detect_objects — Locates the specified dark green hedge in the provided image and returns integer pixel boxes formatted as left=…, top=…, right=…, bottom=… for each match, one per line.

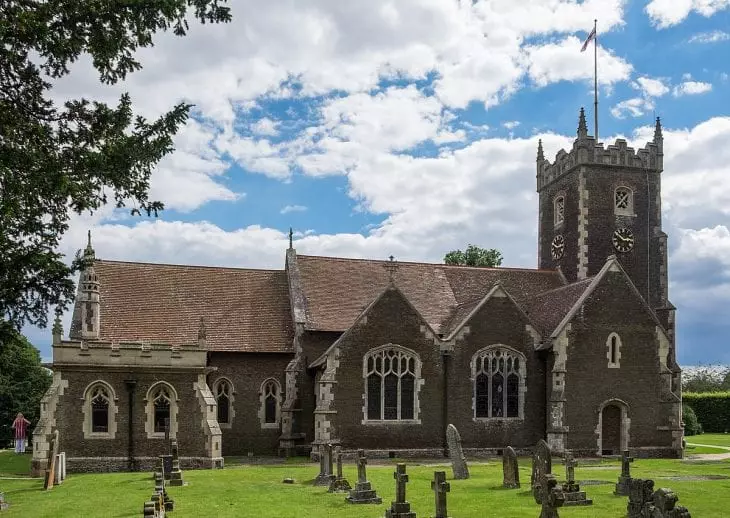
left=684, top=392, right=730, bottom=433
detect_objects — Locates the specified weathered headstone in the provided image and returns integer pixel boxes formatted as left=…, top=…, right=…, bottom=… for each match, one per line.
left=502, top=446, right=520, bottom=489
left=43, top=429, right=60, bottom=490
left=315, top=443, right=335, bottom=486
left=446, top=424, right=469, bottom=480
left=345, top=449, right=382, bottom=504
left=385, top=463, right=416, bottom=518
left=168, top=439, right=184, bottom=486
left=614, top=449, right=634, bottom=496
left=431, top=471, right=451, bottom=518
left=627, top=478, right=655, bottom=518
left=531, top=439, right=552, bottom=504
left=328, top=446, right=352, bottom=493
left=560, top=451, right=592, bottom=506
left=627, top=479, right=691, bottom=518
left=652, top=487, right=691, bottom=517
left=538, top=474, right=565, bottom=518
left=0, top=492, right=10, bottom=511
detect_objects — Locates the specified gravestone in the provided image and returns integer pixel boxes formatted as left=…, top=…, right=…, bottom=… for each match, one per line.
left=431, top=471, right=451, bottom=518
left=531, top=439, right=552, bottom=504
left=153, top=458, right=174, bottom=512
left=627, top=479, right=691, bottom=518
left=345, top=449, right=382, bottom=504
left=0, top=492, right=9, bottom=511
left=445, top=424, right=469, bottom=480
left=560, top=451, right=592, bottom=506
left=614, top=450, right=634, bottom=496
left=328, top=446, right=352, bottom=493
left=315, top=443, right=335, bottom=486
left=538, top=474, right=565, bottom=518
left=651, top=488, right=691, bottom=517
left=627, top=478, right=655, bottom=518
left=502, top=446, right=520, bottom=489
left=43, top=429, right=60, bottom=490
left=168, top=439, right=184, bottom=486
left=385, top=463, right=416, bottom=518
left=160, top=455, right=173, bottom=481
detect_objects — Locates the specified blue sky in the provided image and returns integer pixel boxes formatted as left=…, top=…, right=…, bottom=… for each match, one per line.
left=24, top=0, right=730, bottom=366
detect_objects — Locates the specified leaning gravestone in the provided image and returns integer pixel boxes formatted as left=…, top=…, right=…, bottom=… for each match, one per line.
left=502, top=446, right=520, bottom=489
left=538, top=474, right=565, bottom=518
left=560, top=451, right=592, bottom=506
left=385, top=463, right=416, bottom=518
left=614, top=450, right=634, bottom=496
left=531, top=439, right=552, bottom=504
left=345, top=449, right=382, bottom=504
left=43, top=429, right=60, bottom=491
left=446, top=424, right=469, bottom=480
left=328, top=446, right=352, bottom=493
left=431, top=471, right=451, bottom=518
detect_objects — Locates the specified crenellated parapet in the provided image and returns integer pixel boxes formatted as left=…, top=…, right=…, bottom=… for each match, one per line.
left=537, top=110, right=664, bottom=191
left=52, top=338, right=208, bottom=368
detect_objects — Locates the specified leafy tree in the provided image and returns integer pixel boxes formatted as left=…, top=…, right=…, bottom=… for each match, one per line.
left=681, top=403, right=702, bottom=436
left=0, top=1, right=232, bottom=334
left=444, top=245, right=503, bottom=267
left=682, top=365, right=729, bottom=393
left=0, top=323, right=52, bottom=446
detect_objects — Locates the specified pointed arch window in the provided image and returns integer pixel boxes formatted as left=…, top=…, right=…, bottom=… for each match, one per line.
left=82, top=381, right=118, bottom=439
left=363, top=346, right=422, bottom=423
left=145, top=382, right=178, bottom=439
left=259, top=379, right=282, bottom=429
left=607, top=333, right=622, bottom=368
left=554, top=196, right=565, bottom=226
left=213, top=378, right=235, bottom=428
left=614, top=187, right=634, bottom=216
left=472, top=346, right=526, bottom=419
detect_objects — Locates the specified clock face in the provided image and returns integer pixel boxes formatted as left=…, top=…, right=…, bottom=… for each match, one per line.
left=612, top=228, right=635, bottom=253
left=551, top=235, right=565, bottom=260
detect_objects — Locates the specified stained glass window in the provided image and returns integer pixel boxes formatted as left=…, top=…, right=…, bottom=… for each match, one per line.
left=473, top=347, right=524, bottom=418
left=91, top=387, right=109, bottom=433
left=365, top=347, right=419, bottom=421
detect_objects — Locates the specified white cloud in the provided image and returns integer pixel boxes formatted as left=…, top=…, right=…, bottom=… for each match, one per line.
left=646, top=0, right=730, bottom=29
left=280, top=205, right=307, bottom=214
left=688, top=30, right=730, bottom=43
left=634, top=76, right=670, bottom=97
left=252, top=117, right=280, bottom=136
left=611, top=97, right=653, bottom=119
left=673, top=81, right=713, bottom=96
left=503, top=121, right=521, bottom=130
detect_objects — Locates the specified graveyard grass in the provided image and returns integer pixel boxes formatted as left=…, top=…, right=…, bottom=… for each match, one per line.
left=2, top=451, right=730, bottom=517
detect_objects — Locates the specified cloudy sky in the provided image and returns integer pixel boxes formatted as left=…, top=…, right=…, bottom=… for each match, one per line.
left=24, top=0, right=730, bottom=365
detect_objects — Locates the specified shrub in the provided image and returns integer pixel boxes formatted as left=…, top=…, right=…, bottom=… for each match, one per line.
left=683, top=392, right=730, bottom=433
left=682, top=403, right=702, bottom=436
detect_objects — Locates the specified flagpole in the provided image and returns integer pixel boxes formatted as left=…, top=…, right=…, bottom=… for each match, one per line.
left=593, top=18, right=598, bottom=143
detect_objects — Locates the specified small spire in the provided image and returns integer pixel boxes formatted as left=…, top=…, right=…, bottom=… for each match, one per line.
left=383, top=255, right=399, bottom=284
left=577, top=107, right=588, bottom=139
left=52, top=314, right=63, bottom=345
left=654, top=116, right=663, bottom=141
left=288, top=227, right=293, bottom=250
left=84, top=229, right=95, bottom=260
left=537, top=139, right=544, bottom=161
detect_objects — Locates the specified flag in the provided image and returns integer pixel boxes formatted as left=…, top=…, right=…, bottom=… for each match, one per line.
left=580, top=26, right=596, bottom=52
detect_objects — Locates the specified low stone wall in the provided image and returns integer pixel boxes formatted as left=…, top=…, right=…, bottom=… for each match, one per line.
left=66, top=456, right=223, bottom=473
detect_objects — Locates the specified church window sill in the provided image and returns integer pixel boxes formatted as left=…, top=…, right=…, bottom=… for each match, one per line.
left=361, top=419, right=422, bottom=426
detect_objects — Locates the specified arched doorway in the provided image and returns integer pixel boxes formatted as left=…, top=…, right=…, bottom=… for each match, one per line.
left=601, top=404, right=622, bottom=455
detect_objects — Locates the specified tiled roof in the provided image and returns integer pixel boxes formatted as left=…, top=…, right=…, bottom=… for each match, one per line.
left=296, top=255, right=565, bottom=334
left=74, top=260, right=293, bottom=353
left=525, top=277, right=595, bottom=337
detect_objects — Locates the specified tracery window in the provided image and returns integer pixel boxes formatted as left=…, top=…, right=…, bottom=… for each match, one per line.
left=364, top=346, right=420, bottom=422
left=82, top=381, right=117, bottom=439
left=614, top=187, right=633, bottom=216
left=145, top=382, right=178, bottom=439
left=606, top=333, right=622, bottom=368
left=259, top=378, right=281, bottom=429
left=554, top=196, right=565, bottom=226
left=213, top=378, right=234, bottom=427
left=472, top=346, right=526, bottom=419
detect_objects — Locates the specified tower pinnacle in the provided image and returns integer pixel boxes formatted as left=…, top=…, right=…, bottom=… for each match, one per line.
left=537, top=139, right=544, bottom=161
left=577, top=107, right=588, bottom=139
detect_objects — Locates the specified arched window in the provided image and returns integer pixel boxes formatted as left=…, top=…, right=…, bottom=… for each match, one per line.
left=472, top=346, right=526, bottom=419
left=213, top=378, right=234, bottom=428
left=607, top=333, right=622, bottom=368
left=364, top=346, right=421, bottom=422
left=554, top=195, right=565, bottom=226
left=259, top=379, right=281, bottom=429
left=145, top=382, right=178, bottom=439
left=614, top=187, right=633, bottom=216
left=82, top=381, right=117, bottom=439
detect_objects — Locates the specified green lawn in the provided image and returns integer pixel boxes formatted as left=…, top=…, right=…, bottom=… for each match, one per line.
left=1, top=451, right=729, bottom=517
left=686, top=433, right=730, bottom=449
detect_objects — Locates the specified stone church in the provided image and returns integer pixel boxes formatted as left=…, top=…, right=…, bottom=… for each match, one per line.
left=32, top=109, right=683, bottom=474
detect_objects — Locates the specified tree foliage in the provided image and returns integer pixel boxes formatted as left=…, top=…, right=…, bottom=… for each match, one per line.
left=0, top=1, right=231, bottom=332
left=0, top=323, right=52, bottom=446
left=682, top=365, right=730, bottom=393
left=444, top=245, right=503, bottom=268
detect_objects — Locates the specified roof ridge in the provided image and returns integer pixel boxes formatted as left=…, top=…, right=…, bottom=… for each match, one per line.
left=95, top=258, right=285, bottom=273
left=297, top=254, right=559, bottom=274
left=534, top=276, right=595, bottom=297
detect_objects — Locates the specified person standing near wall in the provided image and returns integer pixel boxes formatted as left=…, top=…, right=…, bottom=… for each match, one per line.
left=11, top=413, right=31, bottom=454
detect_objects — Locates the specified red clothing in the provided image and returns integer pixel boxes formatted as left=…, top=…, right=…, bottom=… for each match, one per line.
left=12, top=416, right=30, bottom=440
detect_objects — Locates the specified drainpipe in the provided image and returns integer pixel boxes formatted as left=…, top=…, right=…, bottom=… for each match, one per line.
left=124, top=379, right=137, bottom=471
left=442, top=352, right=449, bottom=456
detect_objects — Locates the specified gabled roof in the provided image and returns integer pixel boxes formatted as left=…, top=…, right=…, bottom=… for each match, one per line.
left=71, top=260, right=293, bottom=353
left=525, top=277, right=595, bottom=337
left=295, top=255, right=565, bottom=334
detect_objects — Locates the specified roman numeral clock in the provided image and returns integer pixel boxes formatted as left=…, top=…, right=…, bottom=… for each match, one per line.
left=612, top=228, right=635, bottom=253
left=551, top=235, right=565, bottom=260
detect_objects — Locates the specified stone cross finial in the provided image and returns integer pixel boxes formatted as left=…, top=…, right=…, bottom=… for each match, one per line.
left=394, top=463, right=408, bottom=503
left=431, top=471, right=451, bottom=518
left=577, top=107, right=588, bottom=139
left=537, top=138, right=545, bottom=161
left=621, top=450, right=634, bottom=478
left=357, top=449, right=368, bottom=484
left=288, top=227, right=293, bottom=249
left=565, top=451, right=576, bottom=484
left=539, top=474, right=565, bottom=518
left=383, top=256, right=399, bottom=284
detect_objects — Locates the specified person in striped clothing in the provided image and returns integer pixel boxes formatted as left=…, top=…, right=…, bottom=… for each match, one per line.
left=11, top=413, right=31, bottom=454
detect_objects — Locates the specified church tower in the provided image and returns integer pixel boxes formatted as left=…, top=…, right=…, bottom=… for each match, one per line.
left=79, top=231, right=100, bottom=340
left=536, top=109, right=672, bottom=330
